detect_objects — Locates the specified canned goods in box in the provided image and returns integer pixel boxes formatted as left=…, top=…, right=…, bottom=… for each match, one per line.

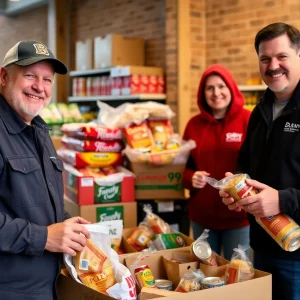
left=134, top=265, right=156, bottom=288
left=155, top=279, right=173, bottom=291
left=201, top=277, right=225, bottom=289
left=191, top=240, right=217, bottom=266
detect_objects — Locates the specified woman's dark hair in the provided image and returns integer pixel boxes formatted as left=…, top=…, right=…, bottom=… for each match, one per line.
left=254, top=22, right=300, bottom=53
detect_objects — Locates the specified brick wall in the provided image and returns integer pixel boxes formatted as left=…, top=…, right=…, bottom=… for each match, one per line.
left=70, top=0, right=166, bottom=70
left=0, top=6, right=48, bottom=62
left=190, top=0, right=206, bottom=115
left=205, top=0, right=300, bottom=85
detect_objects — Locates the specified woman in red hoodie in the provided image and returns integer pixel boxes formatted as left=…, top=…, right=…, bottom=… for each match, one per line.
left=183, top=64, right=251, bottom=259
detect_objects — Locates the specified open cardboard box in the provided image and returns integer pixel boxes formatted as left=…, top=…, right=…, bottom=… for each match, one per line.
left=57, top=249, right=271, bottom=300
left=121, top=227, right=194, bottom=254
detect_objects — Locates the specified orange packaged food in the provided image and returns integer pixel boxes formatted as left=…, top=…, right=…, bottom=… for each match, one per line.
left=122, top=122, right=153, bottom=151
left=147, top=119, right=173, bottom=151
left=75, top=239, right=116, bottom=294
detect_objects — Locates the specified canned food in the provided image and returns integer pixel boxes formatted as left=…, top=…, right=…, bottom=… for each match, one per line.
left=220, top=174, right=300, bottom=252
left=201, top=277, right=225, bottom=289
left=191, top=240, right=217, bottom=266
left=256, top=214, right=300, bottom=252
left=134, top=265, right=156, bottom=288
left=155, top=279, right=173, bottom=290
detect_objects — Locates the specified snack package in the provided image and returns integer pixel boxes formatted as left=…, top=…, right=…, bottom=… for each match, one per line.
left=64, top=223, right=136, bottom=299
left=61, top=136, right=123, bottom=153
left=61, top=123, right=123, bottom=141
left=225, top=245, right=254, bottom=284
left=127, top=223, right=154, bottom=251
left=123, top=138, right=196, bottom=165
left=143, top=204, right=171, bottom=234
left=174, top=268, right=204, bottom=292
left=57, top=148, right=123, bottom=168
left=147, top=118, right=173, bottom=151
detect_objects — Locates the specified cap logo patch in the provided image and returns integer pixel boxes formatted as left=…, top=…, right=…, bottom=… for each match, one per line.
left=33, top=43, right=49, bottom=56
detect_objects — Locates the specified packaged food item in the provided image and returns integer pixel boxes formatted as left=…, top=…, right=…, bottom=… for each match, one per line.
left=78, top=167, right=105, bottom=178
left=175, top=268, right=204, bottom=293
left=201, top=277, right=225, bottom=289
left=127, top=224, right=154, bottom=251
left=225, top=245, right=254, bottom=284
left=205, top=174, right=300, bottom=252
left=61, top=137, right=123, bottom=152
left=57, top=149, right=123, bottom=168
left=99, top=220, right=123, bottom=252
left=122, top=122, right=153, bottom=151
left=75, top=239, right=116, bottom=294
left=151, top=233, right=186, bottom=250
left=147, top=118, right=173, bottom=151
left=61, top=123, right=123, bottom=141
left=134, top=265, right=157, bottom=288
left=190, top=229, right=217, bottom=266
left=143, top=205, right=171, bottom=234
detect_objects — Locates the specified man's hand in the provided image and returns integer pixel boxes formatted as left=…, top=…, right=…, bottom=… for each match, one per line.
left=219, top=172, right=242, bottom=212
left=192, top=171, right=210, bottom=188
left=236, top=179, right=280, bottom=218
left=45, top=217, right=91, bottom=256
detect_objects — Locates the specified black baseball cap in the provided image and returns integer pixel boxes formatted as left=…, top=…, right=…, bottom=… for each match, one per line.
left=3, top=41, right=68, bottom=74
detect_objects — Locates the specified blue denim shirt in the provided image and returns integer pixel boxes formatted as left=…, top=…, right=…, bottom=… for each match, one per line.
left=0, top=95, right=66, bottom=299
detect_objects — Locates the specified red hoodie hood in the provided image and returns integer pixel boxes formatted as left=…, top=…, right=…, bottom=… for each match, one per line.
left=197, top=64, right=245, bottom=122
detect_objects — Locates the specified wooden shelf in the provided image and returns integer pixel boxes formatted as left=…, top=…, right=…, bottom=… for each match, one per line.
left=69, top=68, right=111, bottom=77
left=238, top=85, right=267, bottom=92
left=68, top=94, right=167, bottom=103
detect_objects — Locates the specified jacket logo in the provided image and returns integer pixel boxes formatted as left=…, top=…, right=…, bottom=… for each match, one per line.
left=33, top=43, right=49, bottom=56
left=284, top=122, right=300, bottom=132
left=226, top=132, right=242, bottom=142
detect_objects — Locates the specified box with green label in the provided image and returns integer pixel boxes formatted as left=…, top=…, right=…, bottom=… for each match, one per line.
left=63, top=165, right=135, bottom=205
left=64, top=197, right=137, bottom=228
left=129, top=163, right=185, bottom=199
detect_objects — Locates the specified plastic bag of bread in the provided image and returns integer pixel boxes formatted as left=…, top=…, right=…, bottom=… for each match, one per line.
left=143, top=204, right=172, bottom=234
left=64, top=223, right=137, bottom=299
left=225, top=244, right=254, bottom=284
left=174, top=268, right=204, bottom=292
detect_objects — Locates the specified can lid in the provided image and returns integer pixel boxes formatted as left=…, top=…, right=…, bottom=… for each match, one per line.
left=287, top=235, right=300, bottom=252
left=192, top=240, right=212, bottom=259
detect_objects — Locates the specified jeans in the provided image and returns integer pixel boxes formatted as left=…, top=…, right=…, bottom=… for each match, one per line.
left=254, top=252, right=300, bottom=300
left=190, top=221, right=250, bottom=260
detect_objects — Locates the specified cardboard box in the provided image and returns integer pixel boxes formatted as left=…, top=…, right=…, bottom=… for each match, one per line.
left=125, top=251, right=271, bottom=300
left=51, top=136, right=62, bottom=150
left=94, top=34, right=144, bottom=68
left=121, top=227, right=194, bottom=254
left=129, top=163, right=186, bottom=200
left=64, top=197, right=137, bottom=228
left=110, top=66, right=164, bottom=77
left=76, top=39, right=93, bottom=70
left=56, top=249, right=271, bottom=300
left=63, top=166, right=135, bottom=205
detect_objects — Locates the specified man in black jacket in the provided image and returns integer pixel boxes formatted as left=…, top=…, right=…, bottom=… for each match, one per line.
left=0, top=41, right=91, bottom=300
left=221, top=23, right=300, bottom=300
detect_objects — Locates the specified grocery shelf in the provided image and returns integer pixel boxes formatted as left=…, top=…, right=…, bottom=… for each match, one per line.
left=69, top=68, right=111, bottom=77
left=238, top=85, right=267, bottom=92
left=68, top=93, right=167, bottom=103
